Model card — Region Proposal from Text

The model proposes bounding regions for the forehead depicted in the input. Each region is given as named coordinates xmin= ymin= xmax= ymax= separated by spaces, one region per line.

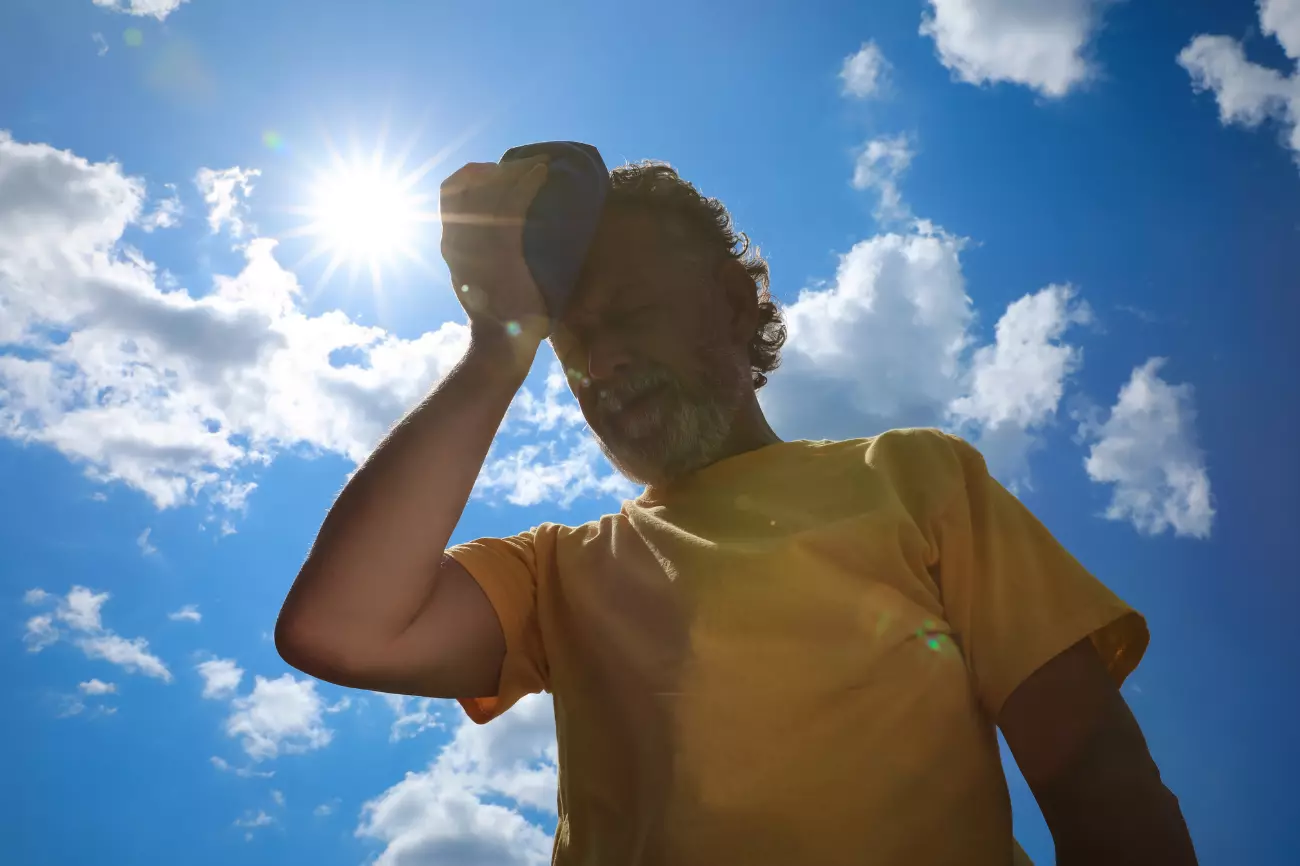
xmin=569 ymin=207 xmax=679 ymax=312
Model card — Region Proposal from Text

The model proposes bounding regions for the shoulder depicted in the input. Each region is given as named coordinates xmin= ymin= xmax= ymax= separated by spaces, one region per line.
xmin=846 ymin=428 xmax=980 ymax=514
xmin=856 ymin=427 xmax=973 ymax=477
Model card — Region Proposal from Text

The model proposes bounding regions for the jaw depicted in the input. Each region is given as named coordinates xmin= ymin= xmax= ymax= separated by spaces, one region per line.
xmin=592 ymin=392 xmax=742 ymax=488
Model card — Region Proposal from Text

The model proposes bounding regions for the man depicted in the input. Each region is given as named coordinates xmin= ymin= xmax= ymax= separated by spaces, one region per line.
xmin=276 ymin=156 xmax=1197 ymax=865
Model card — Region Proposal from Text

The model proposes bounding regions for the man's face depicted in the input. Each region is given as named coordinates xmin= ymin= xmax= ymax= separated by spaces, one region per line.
xmin=549 ymin=207 xmax=751 ymax=486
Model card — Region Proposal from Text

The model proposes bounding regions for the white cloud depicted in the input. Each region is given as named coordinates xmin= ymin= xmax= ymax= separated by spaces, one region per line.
xmin=358 ymin=694 xmax=558 ymax=866
xmin=194 ymin=166 xmax=260 ymax=237
xmin=79 ymin=678 xmax=118 ymax=695
xmin=381 ymin=694 xmax=444 ymax=742
xmin=271 ymin=789 xmax=285 ymax=807
xmin=92 ymin=0 xmax=189 ymax=22
xmin=137 ymin=527 xmax=157 ymax=556
xmin=0 ymin=134 xmax=480 ymax=514
xmin=24 ymin=615 xmax=59 ymax=652
xmin=475 ymin=361 xmax=637 ymax=507
xmin=949 ymin=284 xmax=1091 ymax=485
xmin=1178 ymin=1 xmax=1300 ymax=169
xmin=58 ymin=586 xmax=110 ymax=632
xmin=92 ymin=33 xmax=109 ymax=56
xmin=920 ymin=0 xmax=1108 ymax=97
xmin=23 ymin=585 xmax=173 ymax=680
xmin=197 ymin=658 xmax=244 ymax=699
xmin=235 ymin=809 xmax=274 ymax=839
xmin=762 ymin=133 xmax=1091 ymax=489
xmin=851 ymin=134 xmax=914 ymax=223
xmin=225 ymin=674 xmax=334 ymax=761
xmin=141 ymin=183 xmax=182 ymax=232
xmin=314 ymin=801 xmax=337 ymax=817
xmin=23 ymin=588 xmax=51 ymax=605
xmin=841 ymin=41 xmax=891 ymax=98
xmin=210 ymin=755 xmax=275 ymax=779
xmin=168 ymin=603 xmax=201 ymax=623
xmin=761 ymin=223 xmax=973 ymax=441
xmin=1079 ymin=358 xmax=1214 ymax=539
xmin=59 ymin=696 xmax=86 ymax=718
xmin=78 ymin=633 xmax=173 ymax=681
xmin=1262 ymin=0 xmax=1300 ymax=60
xmin=235 ymin=810 xmax=274 ymax=828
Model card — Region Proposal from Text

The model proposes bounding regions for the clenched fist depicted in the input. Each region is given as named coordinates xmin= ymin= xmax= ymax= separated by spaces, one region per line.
xmin=439 ymin=157 xmax=551 ymax=346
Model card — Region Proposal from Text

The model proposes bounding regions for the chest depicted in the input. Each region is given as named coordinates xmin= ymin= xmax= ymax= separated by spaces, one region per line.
xmin=544 ymin=494 xmax=949 ymax=700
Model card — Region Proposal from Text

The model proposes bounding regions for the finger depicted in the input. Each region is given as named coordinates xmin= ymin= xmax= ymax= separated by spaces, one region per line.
xmin=440 ymin=161 xmax=498 ymax=197
xmin=440 ymin=211 xmax=526 ymax=227
xmin=499 ymin=163 xmax=549 ymax=215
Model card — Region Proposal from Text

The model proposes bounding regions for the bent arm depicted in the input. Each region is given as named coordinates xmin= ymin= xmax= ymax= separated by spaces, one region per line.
xmin=275 ymin=330 xmax=538 ymax=699
xmin=999 ymin=638 xmax=1198 ymax=866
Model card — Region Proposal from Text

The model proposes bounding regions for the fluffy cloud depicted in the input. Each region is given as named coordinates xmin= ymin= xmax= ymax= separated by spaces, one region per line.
xmin=476 ymin=361 xmax=636 ymax=507
xmin=358 ymin=694 xmax=558 ymax=866
xmin=78 ymin=633 xmax=172 ymax=681
xmin=382 ymin=694 xmax=445 ymax=742
xmin=197 ymin=658 xmax=244 ymax=699
xmin=234 ymin=808 xmax=275 ymax=840
xmin=235 ymin=810 xmax=274 ymax=828
xmin=23 ymin=588 xmax=51 ymax=605
xmin=1178 ymin=1 xmax=1300 ymax=169
xmin=195 ymin=166 xmax=260 ymax=236
xmin=210 ymin=755 xmax=275 ymax=779
xmin=0 ymin=134 xmax=481 ymax=513
xmin=1079 ymin=358 xmax=1214 ymax=539
xmin=271 ymin=789 xmax=285 ymax=807
xmin=840 ymin=41 xmax=891 ymax=98
xmin=851 ymin=134 xmax=914 ymax=223
xmin=225 ymin=673 xmax=336 ymax=761
xmin=58 ymin=586 xmax=109 ymax=632
xmin=137 ymin=527 xmax=157 ymax=556
xmin=762 ymin=134 xmax=1095 ymax=488
xmin=92 ymin=0 xmax=189 ymax=20
xmin=919 ymin=0 xmax=1108 ymax=97
xmin=24 ymin=615 xmax=59 ymax=652
xmin=761 ymin=223 xmax=973 ymax=441
xmin=79 ymin=679 xmax=118 ymax=695
xmin=949 ymin=284 xmax=1091 ymax=485
xmin=141 ymin=183 xmax=182 ymax=232
xmin=24 ymin=586 xmax=171 ymax=680
xmin=168 ymin=604 xmax=201 ymax=623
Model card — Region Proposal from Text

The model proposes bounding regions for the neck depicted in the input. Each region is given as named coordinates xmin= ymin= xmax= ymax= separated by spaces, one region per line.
xmin=710 ymin=391 xmax=782 ymax=464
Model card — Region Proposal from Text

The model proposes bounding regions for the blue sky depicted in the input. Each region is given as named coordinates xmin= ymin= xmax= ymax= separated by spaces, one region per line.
xmin=3 ymin=0 xmax=1299 ymax=863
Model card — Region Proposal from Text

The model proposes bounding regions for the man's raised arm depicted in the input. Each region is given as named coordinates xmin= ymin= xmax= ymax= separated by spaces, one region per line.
xmin=275 ymin=156 xmax=552 ymax=700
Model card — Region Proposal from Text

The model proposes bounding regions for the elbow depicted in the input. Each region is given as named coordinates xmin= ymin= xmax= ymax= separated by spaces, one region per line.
xmin=274 ymin=608 xmax=319 ymax=678
xmin=273 ymin=576 xmax=337 ymax=681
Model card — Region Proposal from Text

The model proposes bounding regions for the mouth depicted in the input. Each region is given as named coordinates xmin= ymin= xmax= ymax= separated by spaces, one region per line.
xmin=598 ymin=383 xmax=667 ymax=421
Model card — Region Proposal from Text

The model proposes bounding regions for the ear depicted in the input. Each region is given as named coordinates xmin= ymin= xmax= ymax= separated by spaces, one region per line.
xmin=715 ymin=258 xmax=760 ymax=348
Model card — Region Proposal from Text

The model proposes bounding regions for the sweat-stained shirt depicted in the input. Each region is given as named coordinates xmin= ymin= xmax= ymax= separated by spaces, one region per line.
xmin=446 ymin=428 xmax=1148 ymax=866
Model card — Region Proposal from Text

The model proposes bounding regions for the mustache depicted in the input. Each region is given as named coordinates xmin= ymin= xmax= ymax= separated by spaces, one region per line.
xmin=594 ymin=368 xmax=676 ymax=414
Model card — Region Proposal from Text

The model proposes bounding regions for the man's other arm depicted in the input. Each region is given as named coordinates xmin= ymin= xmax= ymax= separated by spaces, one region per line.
xmin=999 ymin=638 xmax=1198 ymax=866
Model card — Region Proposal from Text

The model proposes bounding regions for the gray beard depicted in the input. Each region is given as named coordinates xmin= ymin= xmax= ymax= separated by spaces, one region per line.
xmin=592 ymin=363 xmax=744 ymax=488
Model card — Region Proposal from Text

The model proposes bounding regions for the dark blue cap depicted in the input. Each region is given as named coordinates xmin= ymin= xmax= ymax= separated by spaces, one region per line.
xmin=500 ymin=141 xmax=610 ymax=320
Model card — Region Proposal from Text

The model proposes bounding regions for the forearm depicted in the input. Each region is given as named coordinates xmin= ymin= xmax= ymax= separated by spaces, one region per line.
xmin=1038 ymin=730 xmax=1197 ymax=865
xmin=277 ymin=328 xmax=538 ymax=654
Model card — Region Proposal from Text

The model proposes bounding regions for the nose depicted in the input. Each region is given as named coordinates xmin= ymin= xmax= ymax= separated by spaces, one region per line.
xmin=586 ymin=332 xmax=634 ymax=383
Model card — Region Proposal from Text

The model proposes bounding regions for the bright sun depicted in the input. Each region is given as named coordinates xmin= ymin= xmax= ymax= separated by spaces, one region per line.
xmin=289 ymin=142 xmax=441 ymax=289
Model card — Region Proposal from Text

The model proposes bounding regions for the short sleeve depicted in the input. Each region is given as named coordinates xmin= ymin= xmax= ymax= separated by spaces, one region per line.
xmin=446 ymin=528 xmax=550 ymax=724
xmin=934 ymin=435 xmax=1149 ymax=718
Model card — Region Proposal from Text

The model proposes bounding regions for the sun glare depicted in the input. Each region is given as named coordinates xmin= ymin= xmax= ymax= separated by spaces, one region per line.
xmin=313 ymin=166 xmax=418 ymax=260
xmin=288 ymin=138 xmax=444 ymax=290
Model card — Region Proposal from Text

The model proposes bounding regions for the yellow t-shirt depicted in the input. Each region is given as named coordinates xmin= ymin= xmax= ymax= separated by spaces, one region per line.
xmin=448 ymin=428 xmax=1147 ymax=866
